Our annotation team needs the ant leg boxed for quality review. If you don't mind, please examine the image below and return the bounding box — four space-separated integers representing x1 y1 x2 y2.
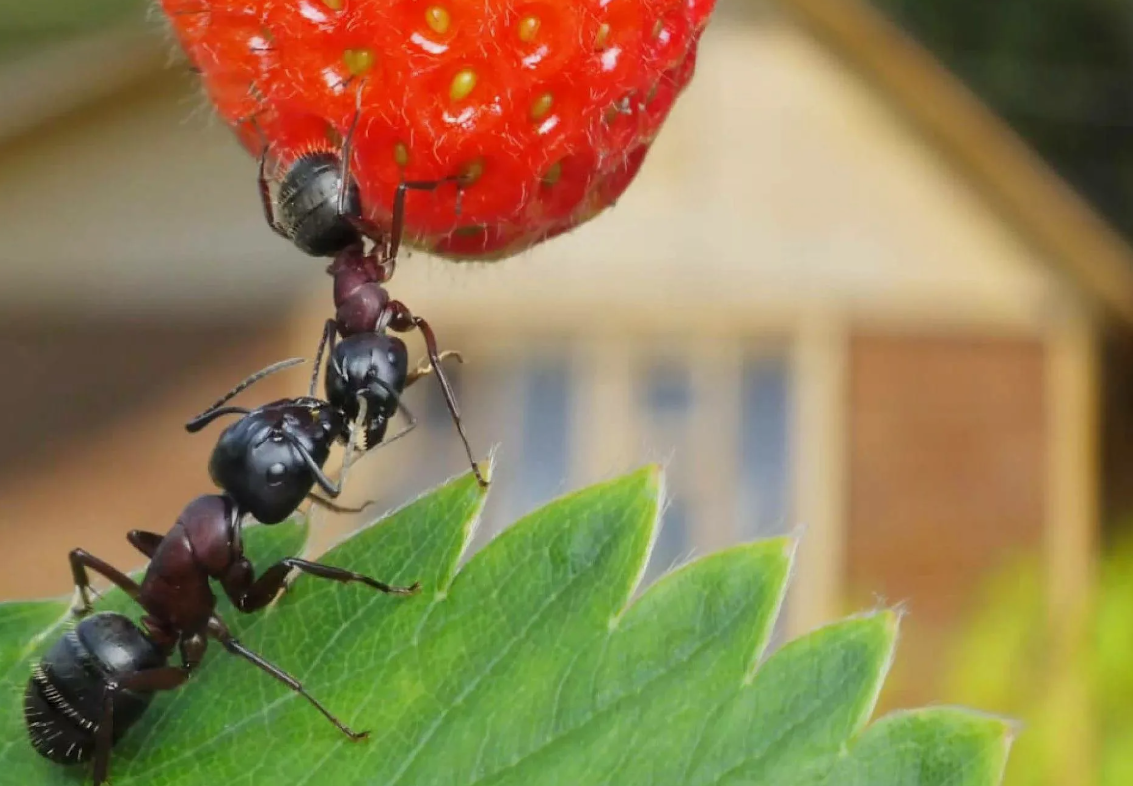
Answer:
127 530 163 559
309 319 338 397
258 148 291 240
68 550 141 616
207 614 370 740
406 349 464 387
311 396 365 539
387 306 487 487
236 558 419 609
335 81 400 258
307 495 375 515
384 177 462 264
341 395 419 462
92 634 205 786
381 401 418 448
274 558 420 594
335 80 367 219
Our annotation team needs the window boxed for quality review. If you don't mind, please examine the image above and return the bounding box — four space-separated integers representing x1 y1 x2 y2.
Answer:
738 355 793 539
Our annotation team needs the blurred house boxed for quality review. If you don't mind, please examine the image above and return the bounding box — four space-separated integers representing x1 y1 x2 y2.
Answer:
1 1 1130 752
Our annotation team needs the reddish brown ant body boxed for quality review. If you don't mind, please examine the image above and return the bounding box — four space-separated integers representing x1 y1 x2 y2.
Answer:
24 360 436 785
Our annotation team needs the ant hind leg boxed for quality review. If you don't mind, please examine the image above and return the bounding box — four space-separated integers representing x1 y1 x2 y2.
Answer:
207 614 371 740
68 550 141 617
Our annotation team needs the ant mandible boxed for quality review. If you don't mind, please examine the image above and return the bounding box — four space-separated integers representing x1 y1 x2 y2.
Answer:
254 89 487 488
25 362 434 785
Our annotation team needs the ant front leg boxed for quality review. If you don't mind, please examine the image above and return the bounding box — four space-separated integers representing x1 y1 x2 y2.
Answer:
310 319 339 396
306 494 376 515
406 350 464 387
383 177 463 267
68 550 141 616
380 400 419 448
335 82 389 255
257 148 291 240
386 302 487 487
207 614 370 740
90 633 205 786
222 555 419 615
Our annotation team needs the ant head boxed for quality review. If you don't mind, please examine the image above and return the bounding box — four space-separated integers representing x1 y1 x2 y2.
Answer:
325 334 409 449
278 152 363 257
208 400 342 524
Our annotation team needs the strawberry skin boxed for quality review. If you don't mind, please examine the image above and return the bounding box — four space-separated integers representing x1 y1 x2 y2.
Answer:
161 0 715 259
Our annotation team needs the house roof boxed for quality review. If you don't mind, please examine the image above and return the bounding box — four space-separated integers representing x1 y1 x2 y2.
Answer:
776 0 1133 326
4 0 1133 326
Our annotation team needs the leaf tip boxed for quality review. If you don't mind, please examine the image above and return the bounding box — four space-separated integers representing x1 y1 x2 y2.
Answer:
929 706 1023 746
476 448 499 487
635 462 665 491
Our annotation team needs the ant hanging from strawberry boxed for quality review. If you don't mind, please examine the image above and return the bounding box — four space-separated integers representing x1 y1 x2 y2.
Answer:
253 86 488 488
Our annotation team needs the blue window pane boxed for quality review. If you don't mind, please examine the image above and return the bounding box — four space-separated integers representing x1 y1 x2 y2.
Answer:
516 356 572 512
739 356 792 539
643 362 691 415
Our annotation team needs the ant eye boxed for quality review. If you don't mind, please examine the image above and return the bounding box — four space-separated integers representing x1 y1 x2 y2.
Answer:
266 462 287 484
387 351 398 364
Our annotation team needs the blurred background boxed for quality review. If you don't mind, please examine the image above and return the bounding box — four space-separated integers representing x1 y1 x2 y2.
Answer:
2 1 1132 784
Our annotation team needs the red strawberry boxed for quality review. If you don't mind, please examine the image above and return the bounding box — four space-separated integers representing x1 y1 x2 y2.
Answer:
161 0 715 259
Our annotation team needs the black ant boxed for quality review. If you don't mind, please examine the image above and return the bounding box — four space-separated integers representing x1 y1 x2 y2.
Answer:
186 346 457 523
254 94 487 488
24 361 436 784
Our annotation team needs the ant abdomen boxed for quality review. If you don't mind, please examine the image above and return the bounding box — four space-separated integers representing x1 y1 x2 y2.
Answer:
25 613 165 765
278 152 363 257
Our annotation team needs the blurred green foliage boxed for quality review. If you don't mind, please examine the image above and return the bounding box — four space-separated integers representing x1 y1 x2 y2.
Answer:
0 0 145 63
873 0 1133 243
946 538 1133 786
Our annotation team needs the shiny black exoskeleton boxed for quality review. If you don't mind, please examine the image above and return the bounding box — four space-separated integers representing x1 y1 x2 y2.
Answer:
313 299 485 487
25 614 165 767
199 396 345 524
275 152 363 257
255 97 485 486
325 333 408 451
256 89 461 272
183 359 357 523
26 360 425 783
184 343 460 523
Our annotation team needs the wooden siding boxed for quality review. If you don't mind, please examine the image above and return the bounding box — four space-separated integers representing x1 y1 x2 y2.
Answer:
847 333 1047 701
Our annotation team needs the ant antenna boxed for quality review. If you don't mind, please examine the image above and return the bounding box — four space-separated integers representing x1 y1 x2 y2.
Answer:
310 320 338 397
280 426 342 498
186 357 306 431
307 394 368 533
185 406 253 434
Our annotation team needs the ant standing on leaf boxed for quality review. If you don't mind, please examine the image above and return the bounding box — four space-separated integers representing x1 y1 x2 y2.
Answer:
23 353 444 786
23 83 490 785
254 86 488 488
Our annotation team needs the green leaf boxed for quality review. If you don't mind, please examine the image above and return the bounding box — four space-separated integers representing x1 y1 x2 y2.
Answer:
0 468 1012 785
